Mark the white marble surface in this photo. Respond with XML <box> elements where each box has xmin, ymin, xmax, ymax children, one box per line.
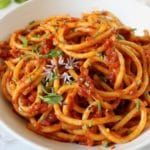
<box><xmin>0</xmin><ymin>0</ymin><xmax>149</xmax><ymax>150</ymax></box>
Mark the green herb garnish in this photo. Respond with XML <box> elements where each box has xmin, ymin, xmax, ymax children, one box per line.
<box><xmin>136</xmin><ymin>99</ymin><xmax>141</xmax><ymax>111</ymax></box>
<box><xmin>19</xmin><ymin>36</ymin><xmax>28</xmax><ymax>47</ymax></box>
<box><xmin>0</xmin><ymin>0</ymin><xmax>11</xmax><ymax>9</ymax></box>
<box><xmin>42</xmin><ymin>86</ymin><xmax>49</xmax><ymax>94</ymax></box>
<box><xmin>94</xmin><ymin>31</ymin><xmax>100</xmax><ymax>38</ymax></box>
<box><xmin>46</xmin><ymin>33</ymin><xmax>50</xmax><ymax>38</ymax></box>
<box><xmin>29</xmin><ymin>20</ymin><xmax>35</xmax><ymax>25</ymax></box>
<box><xmin>50</xmin><ymin>72</ymin><xmax>58</xmax><ymax>81</ymax></box>
<box><xmin>39</xmin><ymin>93</ymin><xmax>63</xmax><ymax>104</ymax></box>
<box><xmin>97</xmin><ymin>101</ymin><xmax>102</xmax><ymax>113</ymax></box>
<box><xmin>32</xmin><ymin>44</ymin><xmax>41</xmax><ymax>53</ymax></box>
<box><xmin>44</xmin><ymin>49</ymin><xmax>63</xmax><ymax>58</ymax></box>
<box><xmin>14</xmin><ymin>0</ymin><xmax>27</xmax><ymax>3</ymax></box>
<box><xmin>116</xmin><ymin>34</ymin><xmax>125</xmax><ymax>40</ymax></box>
<box><xmin>33</xmin><ymin>34</ymin><xmax>41</xmax><ymax>38</ymax></box>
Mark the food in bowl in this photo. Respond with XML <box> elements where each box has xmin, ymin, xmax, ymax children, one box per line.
<box><xmin>0</xmin><ymin>11</ymin><xmax>149</xmax><ymax>146</ymax></box>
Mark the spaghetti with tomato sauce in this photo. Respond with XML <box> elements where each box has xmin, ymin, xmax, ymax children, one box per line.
<box><xmin>0</xmin><ymin>11</ymin><xmax>150</xmax><ymax>146</ymax></box>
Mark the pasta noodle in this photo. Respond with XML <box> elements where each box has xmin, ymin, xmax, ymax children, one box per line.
<box><xmin>0</xmin><ymin>11</ymin><xmax>150</xmax><ymax>147</ymax></box>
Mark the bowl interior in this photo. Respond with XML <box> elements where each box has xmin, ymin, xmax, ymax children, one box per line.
<box><xmin>0</xmin><ymin>0</ymin><xmax>150</xmax><ymax>150</ymax></box>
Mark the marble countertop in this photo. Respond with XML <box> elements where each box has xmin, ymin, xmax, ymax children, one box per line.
<box><xmin>0</xmin><ymin>0</ymin><xmax>149</xmax><ymax>150</ymax></box>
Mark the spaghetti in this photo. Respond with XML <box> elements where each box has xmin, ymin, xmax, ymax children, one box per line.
<box><xmin>0</xmin><ymin>11</ymin><xmax>150</xmax><ymax>146</ymax></box>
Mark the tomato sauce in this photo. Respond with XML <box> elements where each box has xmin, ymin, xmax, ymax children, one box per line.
<box><xmin>40</xmin><ymin>36</ymin><xmax>54</xmax><ymax>54</ymax></box>
<box><xmin>40</xmin><ymin>113</ymin><xmax>58</xmax><ymax>126</ymax></box>
<box><xmin>78</xmin><ymin>68</ymin><xmax>95</xmax><ymax>98</ymax></box>
<box><xmin>0</xmin><ymin>42</ymin><xmax>11</xmax><ymax>59</ymax></box>
<box><xmin>104</xmin><ymin>38</ymin><xmax>120</xmax><ymax>83</ymax></box>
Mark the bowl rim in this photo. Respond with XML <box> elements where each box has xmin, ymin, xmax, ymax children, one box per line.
<box><xmin>0</xmin><ymin>0</ymin><xmax>150</xmax><ymax>150</ymax></box>
<box><xmin>0</xmin><ymin>1</ymin><xmax>49</xmax><ymax>149</ymax></box>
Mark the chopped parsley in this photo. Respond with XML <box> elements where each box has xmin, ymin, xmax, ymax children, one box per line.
<box><xmin>45</xmin><ymin>33</ymin><xmax>50</xmax><ymax>38</ymax></box>
<box><xmin>116</xmin><ymin>34</ymin><xmax>125</xmax><ymax>40</ymax></box>
<box><xmin>93</xmin><ymin>31</ymin><xmax>100</xmax><ymax>38</ymax></box>
<box><xmin>50</xmin><ymin>72</ymin><xmax>58</xmax><ymax>81</ymax></box>
<box><xmin>43</xmin><ymin>49</ymin><xmax>63</xmax><ymax>58</ymax></box>
<box><xmin>32</xmin><ymin>44</ymin><xmax>41</xmax><ymax>53</ymax></box>
<box><xmin>40</xmin><ymin>93</ymin><xmax>63</xmax><ymax>105</ymax></box>
<box><xmin>41</xmin><ymin>86</ymin><xmax>49</xmax><ymax>94</ymax></box>
<box><xmin>33</xmin><ymin>34</ymin><xmax>41</xmax><ymax>38</ymax></box>
<box><xmin>19</xmin><ymin>36</ymin><xmax>28</xmax><ymax>47</ymax></box>
<box><xmin>136</xmin><ymin>99</ymin><xmax>141</xmax><ymax>111</ymax></box>
<box><xmin>29</xmin><ymin>20</ymin><xmax>35</xmax><ymax>25</ymax></box>
<box><xmin>97</xmin><ymin>101</ymin><xmax>102</xmax><ymax>113</ymax></box>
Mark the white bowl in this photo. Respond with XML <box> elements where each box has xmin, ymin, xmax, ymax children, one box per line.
<box><xmin>0</xmin><ymin>0</ymin><xmax>150</xmax><ymax>149</ymax></box>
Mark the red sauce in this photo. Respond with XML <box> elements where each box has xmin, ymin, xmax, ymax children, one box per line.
<box><xmin>0</xmin><ymin>65</ymin><xmax>5</xmax><ymax>74</ymax></box>
<box><xmin>39</xmin><ymin>103</ymin><xmax>49</xmax><ymax>113</ymax></box>
<box><xmin>40</xmin><ymin>36</ymin><xmax>54</xmax><ymax>54</ymax></box>
<box><xmin>70</xmin><ymin>17</ymin><xmax>79</xmax><ymax>22</ymax></box>
<box><xmin>0</xmin><ymin>42</ymin><xmax>11</xmax><ymax>59</ymax></box>
<box><xmin>30</xmin><ymin>102</ymin><xmax>48</xmax><ymax>114</ymax></box>
<box><xmin>86</xmin><ymin>36</ymin><xmax>94</xmax><ymax>42</ymax></box>
<box><xmin>35</xmin><ymin>124</ymin><xmax>42</xmax><ymax>131</ymax></box>
<box><xmin>28</xmin><ymin>92</ymin><xmax>36</xmax><ymax>103</ymax></box>
<box><xmin>145</xmin><ymin>48</ymin><xmax>150</xmax><ymax>59</ymax></box>
<box><xmin>22</xmin><ymin>92</ymin><xmax>36</xmax><ymax>106</ymax></box>
<box><xmin>93</xmin><ymin>110</ymin><xmax>102</xmax><ymax>118</ymax></box>
<box><xmin>86</xmin><ymin>137</ymin><xmax>94</xmax><ymax>146</ymax></box>
<box><xmin>104</xmin><ymin>38</ymin><xmax>120</xmax><ymax>83</ymax></box>
<box><xmin>10</xmin><ymin>48</ymin><xmax>22</xmax><ymax>58</ymax></box>
<box><xmin>40</xmin><ymin>120</ymin><xmax>50</xmax><ymax>126</ymax></box>
<box><xmin>40</xmin><ymin>113</ymin><xmax>58</xmax><ymax>126</ymax></box>
<box><xmin>78</xmin><ymin>68</ymin><xmax>95</xmax><ymax>98</ymax></box>
<box><xmin>104</xmin><ymin>36</ymin><xmax>114</xmax><ymax>50</ymax></box>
